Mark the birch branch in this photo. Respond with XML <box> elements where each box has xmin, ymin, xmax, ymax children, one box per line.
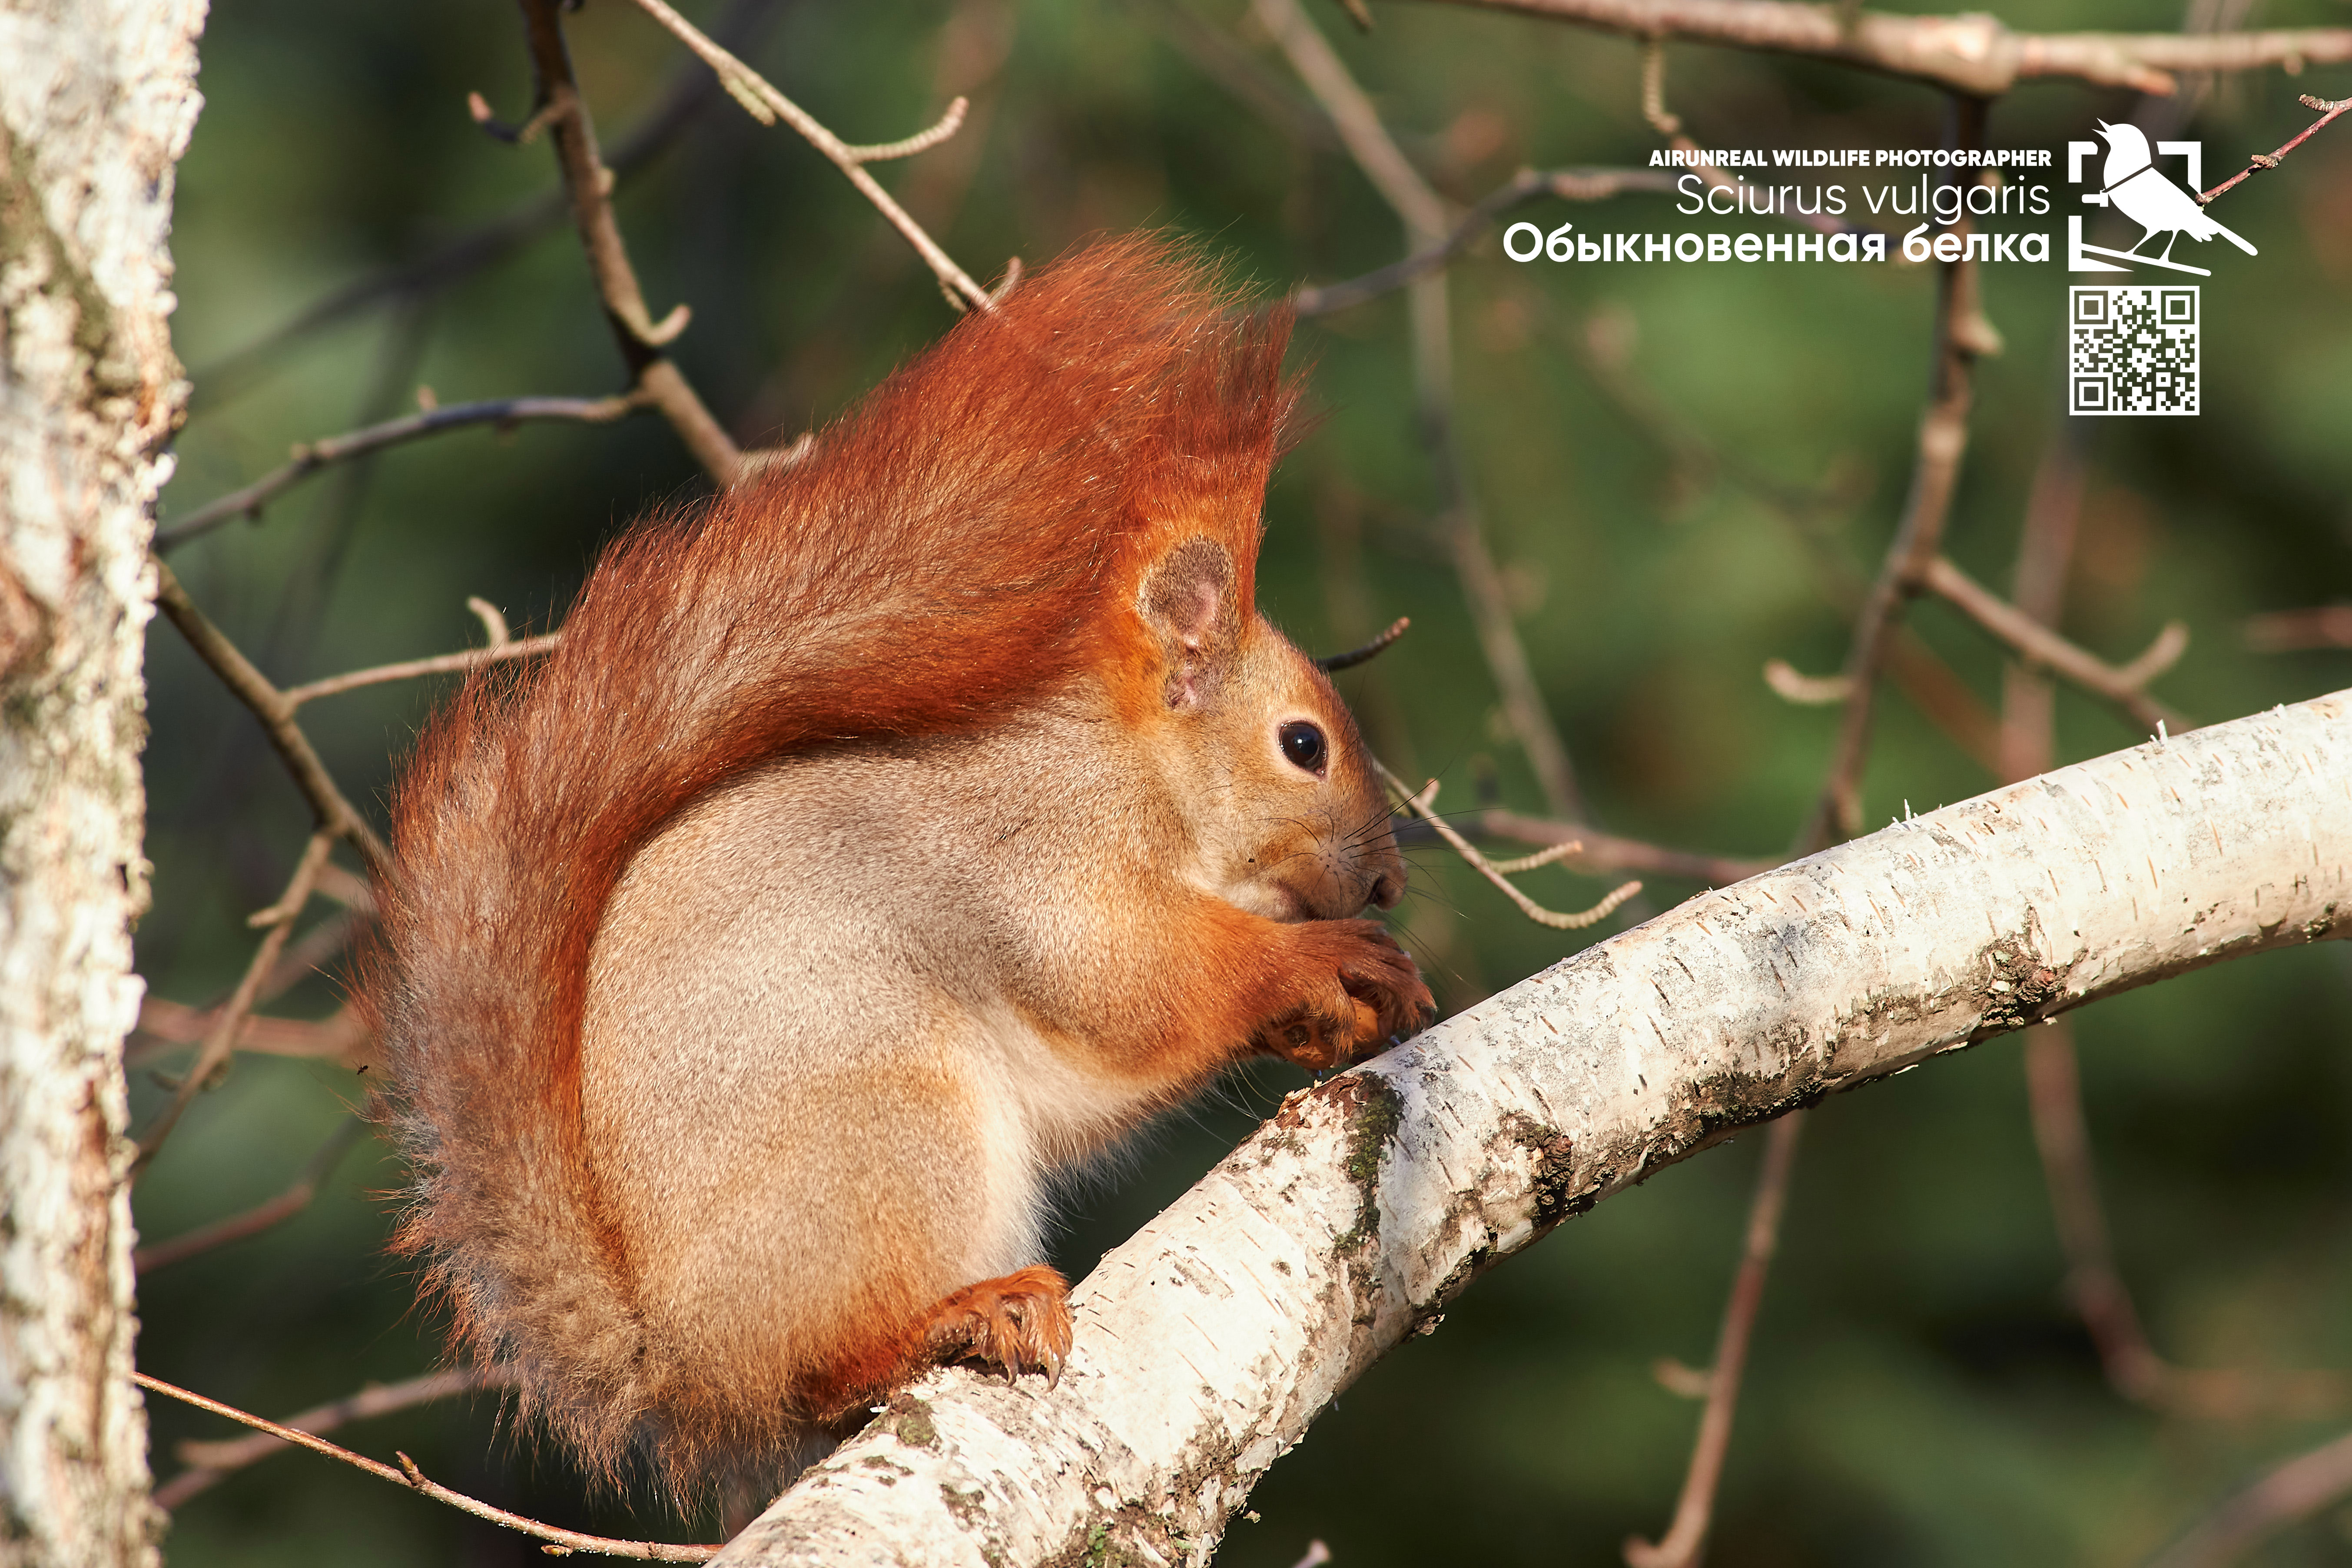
<box><xmin>1413</xmin><ymin>0</ymin><xmax>2352</xmax><ymax>98</ymax></box>
<box><xmin>715</xmin><ymin>687</ymin><xmax>2352</xmax><ymax>1568</ymax></box>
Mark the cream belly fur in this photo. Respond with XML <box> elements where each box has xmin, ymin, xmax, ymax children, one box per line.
<box><xmin>578</xmin><ymin>705</ymin><xmax>1165</xmax><ymax>1401</ymax></box>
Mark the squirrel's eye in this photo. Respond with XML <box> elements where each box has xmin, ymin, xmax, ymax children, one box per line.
<box><xmin>1278</xmin><ymin>721</ymin><xmax>1328</xmax><ymax>775</ymax></box>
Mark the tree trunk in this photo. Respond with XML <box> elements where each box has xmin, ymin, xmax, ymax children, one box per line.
<box><xmin>715</xmin><ymin>689</ymin><xmax>2352</xmax><ymax>1568</ymax></box>
<box><xmin>0</xmin><ymin>2</ymin><xmax>205</xmax><ymax>1564</ymax></box>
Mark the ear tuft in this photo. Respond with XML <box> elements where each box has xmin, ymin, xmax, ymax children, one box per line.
<box><xmin>1139</xmin><ymin>537</ymin><xmax>1236</xmax><ymax>710</ymax></box>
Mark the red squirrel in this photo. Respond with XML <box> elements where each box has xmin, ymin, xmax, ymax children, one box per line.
<box><xmin>367</xmin><ymin>237</ymin><xmax>1432</xmax><ymax>1501</ymax></box>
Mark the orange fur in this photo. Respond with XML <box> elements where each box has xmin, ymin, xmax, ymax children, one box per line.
<box><xmin>364</xmin><ymin>236</ymin><xmax>1423</xmax><ymax>1502</ymax></box>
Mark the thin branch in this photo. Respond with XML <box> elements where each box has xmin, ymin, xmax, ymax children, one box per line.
<box><xmin>1798</xmin><ymin>98</ymin><xmax>1991</xmax><ymax>852</ymax></box>
<box><xmin>1567</xmin><ymin>304</ymin><xmax>2004</xmax><ymax>775</ymax></box>
<box><xmin>282</xmin><ymin>632</ymin><xmax>561</xmax><ymax>709</ymax></box>
<box><xmin>2199</xmin><ymin>93</ymin><xmax>2352</xmax><ymax>204</ymax></box>
<box><xmin>514</xmin><ymin>0</ymin><xmax>743</xmax><ymax>482</ymax></box>
<box><xmin>1476</xmin><ymin>809</ymin><xmax>1776</xmax><ymax>887</ymax></box>
<box><xmin>1924</xmin><ymin>555</ymin><xmax>2187</xmax><ymax>735</ymax></box>
<box><xmin>1252</xmin><ymin>0</ymin><xmax>1446</xmax><ymax>239</ymax></box>
<box><xmin>1762</xmin><ymin>659</ymin><xmax>1851</xmax><ymax>706</ymax></box>
<box><xmin>1624</xmin><ymin>1112</ymin><xmax>1804</xmax><ymax>1568</ymax></box>
<box><xmin>1663</xmin><ymin>95</ymin><xmax>1988</xmax><ymax>1564</ymax></box>
<box><xmin>1414</xmin><ymin>0</ymin><xmax>2352</xmax><ymax>99</ymax></box>
<box><xmin>130</xmin><ymin>889</ymin><xmax>370</xmax><ymax>1072</ymax></box>
<box><xmin>2146</xmin><ymin>1426</ymin><xmax>2352</xmax><ymax>1568</ymax></box>
<box><xmin>130</xmin><ymin>996</ymin><xmax>367</xmax><ymax>1067</ymax></box>
<box><xmin>1260</xmin><ymin>0</ymin><xmax>1591</xmax><ymax>821</ymax></box>
<box><xmin>1638</xmin><ymin>41</ymin><xmax>1871</xmax><ymax>240</ymax></box>
<box><xmin>622</xmin><ymin>0</ymin><xmax>992</xmax><ymax>312</ymax></box>
<box><xmin>837</xmin><ymin>95</ymin><xmax>971</xmax><ymax>162</ymax></box>
<box><xmin>2246</xmin><ymin>605</ymin><xmax>2352</xmax><ymax>652</ymax></box>
<box><xmin>1997</xmin><ymin>434</ymin><xmax>2088</xmax><ymax>786</ymax></box>
<box><xmin>186</xmin><ymin>0</ymin><xmax>793</xmax><ymax>409</ymax></box>
<box><xmin>2025</xmin><ymin>1017</ymin><xmax>2349</xmax><ymax>1422</ymax></box>
<box><xmin>135</xmin><ymin>1372</ymin><xmax>714</xmax><ymax>1560</ymax></box>
<box><xmin>1990</xmin><ymin>412</ymin><xmax>2342</xmax><ymax>1429</ymax></box>
<box><xmin>133</xmin><ymin>832</ymin><xmax>335</xmax><ymax>1173</ymax></box>
<box><xmin>150</xmin><ymin>561</ymin><xmax>391</xmax><ymax>872</ymax></box>
<box><xmin>1378</xmin><ymin>761</ymin><xmax>1642</xmax><ymax>929</ymax></box>
<box><xmin>157</xmin><ymin>394</ymin><xmax>642</xmax><ymax>551</ymax></box>
<box><xmin>134</xmin><ymin>1116</ymin><xmax>371</xmax><ymax>1275</ymax></box>
<box><xmin>1291</xmin><ymin>166</ymin><xmax>1680</xmax><ymax>317</ymax></box>
<box><xmin>1315</xmin><ymin>615</ymin><xmax>1410</xmax><ymax>671</ymax></box>
<box><xmin>1483</xmin><ymin>839</ymin><xmax>1588</xmax><ymax>875</ymax></box>
<box><xmin>1125</xmin><ymin>0</ymin><xmax>1345</xmax><ymax>153</ymax></box>
<box><xmin>156</xmin><ymin>1365</ymin><xmax>520</xmax><ymax>1509</ymax></box>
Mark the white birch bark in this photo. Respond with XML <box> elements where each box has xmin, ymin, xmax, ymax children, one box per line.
<box><xmin>0</xmin><ymin>2</ymin><xmax>204</xmax><ymax>1563</ymax></box>
<box><xmin>716</xmin><ymin>688</ymin><xmax>2352</xmax><ymax>1568</ymax></box>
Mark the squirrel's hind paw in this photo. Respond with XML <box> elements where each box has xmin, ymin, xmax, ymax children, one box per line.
<box><xmin>920</xmin><ymin>1264</ymin><xmax>1073</xmax><ymax>1390</ymax></box>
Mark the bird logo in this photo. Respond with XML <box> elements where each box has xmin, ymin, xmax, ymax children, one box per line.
<box><xmin>2073</xmin><ymin>122</ymin><xmax>2255</xmax><ymax>275</ymax></box>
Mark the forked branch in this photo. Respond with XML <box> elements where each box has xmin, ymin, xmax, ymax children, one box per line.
<box><xmin>623</xmin><ymin>0</ymin><xmax>993</xmax><ymax>311</ymax></box>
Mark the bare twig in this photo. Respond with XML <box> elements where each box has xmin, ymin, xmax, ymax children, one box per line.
<box><xmin>1996</xmin><ymin>435</ymin><xmax>2088</xmax><ymax>785</ymax></box>
<box><xmin>2246</xmin><ymin>605</ymin><xmax>2352</xmax><ymax>652</ymax></box>
<box><xmin>136</xmin><ymin>1372</ymin><xmax>714</xmax><ymax>1560</ymax></box>
<box><xmin>1640</xmin><ymin>35</ymin><xmax>1684</xmax><ymax>136</ymax></box>
<box><xmin>133</xmin><ymin>832</ymin><xmax>336</xmax><ymax>1172</ymax></box>
<box><xmin>514</xmin><ymin>0</ymin><xmax>743</xmax><ymax>482</ymax></box>
<box><xmin>158</xmin><ymin>394</ymin><xmax>642</xmax><ymax>551</ymax></box>
<box><xmin>1125</xmin><ymin>0</ymin><xmax>1344</xmax><ymax>152</ymax></box>
<box><xmin>1567</xmin><ymin>305</ymin><xmax>2004</xmax><ymax>775</ymax></box>
<box><xmin>2026</xmin><ymin>1017</ymin><xmax>2349</xmax><ymax>1422</ymax></box>
<box><xmin>1379</xmin><ymin>762</ymin><xmax>1641</xmax><ymax>929</ymax></box>
<box><xmin>840</xmin><ymin>95</ymin><xmax>971</xmax><ymax>162</ymax></box>
<box><xmin>1988</xmin><ymin>380</ymin><xmax>2342</xmax><ymax>1430</ymax></box>
<box><xmin>1624</xmin><ymin>1112</ymin><xmax>1805</xmax><ymax>1568</ymax></box>
<box><xmin>1315</xmin><ymin>615</ymin><xmax>1410</xmax><ymax>672</ymax></box>
<box><xmin>2199</xmin><ymin>93</ymin><xmax>2352</xmax><ymax>204</ymax></box>
<box><xmin>1475</xmin><ymin>809</ymin><xmax>1775</xmax><ymax>886</ymax></box>
<box><xmin>282</xmin><ymin>632</ymin><xmax>562</xmax><ymax>709</ymax></box>
<box><xmin>135</xmin><ymin>1116</ymin><xmax>372</xmax><ymax>1275</ymax></box>
<box><xmin>156</xmin><ymin>1365</ymin><xmax>521</xmax><ymax>1509</ymax></box>
<box><xmin>2146</xmin><ymin>1426</ymin><xmax>2352</xmax><ymax>1568</ymax></box>
<box><xmin>1252</xmin><ymin>0</ymin><xmax>1445</xmax><ymax>238</ymax></box>
<box><xmin>1638</xmin><ymin>41</ymin><xmax>1870</xmax><ymax>240</ymax></box>
<box><xmin>1291</xmin><ymin>166</ymin><xmax>1681</xmax><ymax>317</ymax></box>
<box><xmin>130</xmin><ymin>997</ymin><xmax>368</xmax><ymax>1067</ymax></box>
<box><xmin>187</xmin><ymin>0</ymin><xmax>793</xmax><ymax>409</ymax></box>
<box><xmin>622</xmin><ymin>0</ymin><xmax>993</xmax><ymax>312</ymax></box>
<box><xmin>1646</xmin><ymin>97</ymin><xmax>1990</xmax><ymax>1562</ymax></box>
<box><xmin>1762</xmin><ymin>659</ymin><xmax>1851</xmax><ymax>706</ymax></box>
<box><xmin>150</xmin><ymin>561</ymin><xmax>391</xmax><ymax>871</ymax></box>
<box><xmin>1260</xmin><ymin>0</ymin><xmax>1591</xmax><ymax>822</ymax></box>
<box><xmin>1798</xmin><ymin>98</ymin><xmax>1991</xmax><ymax>851</ymax></box>
<box><xmin>1996</xmin><ymin>433</ymin><xmax>2345</xmax><ymax>1425</ymax></box>
<box><xmin>1924</xmin><ymin>556</ymin><xmax>2187</xmax><ymax>735</ymax></box>
<box><xmin>1417</xmin><ymin>0</ymin><xmax>2352</xmax><ymax>98</ymax></box>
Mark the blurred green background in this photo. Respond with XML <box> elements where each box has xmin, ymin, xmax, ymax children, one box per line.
<box><xmin>134</xmin><ymin>0</ymin><xmax>2352</xmax><ymax>1563</ymax></box>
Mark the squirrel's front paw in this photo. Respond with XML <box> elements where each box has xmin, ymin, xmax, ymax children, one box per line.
<box><xmin>1260</xmin><ymin>920</ymin><xmax>1436</xmax><ymax>1071</ymax></box>
<box><xmin>919</xmin><ymin>1264</ymin><xmax>1072</xmax><ymax>1389</ymax></box>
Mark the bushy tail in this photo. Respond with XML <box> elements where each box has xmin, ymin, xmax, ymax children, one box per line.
<box><xmin>362</xmin><ymin>236</ymin><xmax>1297</xmax><ymax>1495</ymax></box>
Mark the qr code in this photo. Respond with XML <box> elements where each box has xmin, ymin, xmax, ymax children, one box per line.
<box><xmin>2070</xmin><ymin>286</ymin><xmax>2198</xmax><ymax>416</ymax></box>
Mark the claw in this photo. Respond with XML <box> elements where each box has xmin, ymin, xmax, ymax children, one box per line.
<box><xmin>916</xmin><ymin>1264</ymin><xmax>1072</xmax><ymax>1391</ymax></box>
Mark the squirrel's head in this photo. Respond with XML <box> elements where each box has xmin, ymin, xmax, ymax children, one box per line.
<box><xmin>1132</xmin><ymin>533</ymin><xmax>1407</xmax><ymax>924</ymax></box>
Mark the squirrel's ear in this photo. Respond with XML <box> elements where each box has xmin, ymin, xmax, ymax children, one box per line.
<box><xmin>1138</xmin><ymin>536</ymin><xmax>1238</xmax><ymax>711</ymax></box>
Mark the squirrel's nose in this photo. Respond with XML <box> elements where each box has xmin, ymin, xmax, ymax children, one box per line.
<box><xmin>1367</xmin><ymin>870</ymin><xmax>1404</xmax><ymax>910</ymax></box>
